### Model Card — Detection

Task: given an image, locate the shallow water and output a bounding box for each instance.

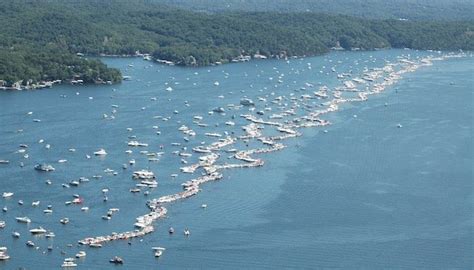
[0,50,472,269]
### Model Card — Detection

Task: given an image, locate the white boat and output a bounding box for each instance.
[128,141,149,147]
[26,241,35,247]
[75,251,87,258]
[12,231,20,238]
[0,252,10,260]
[152,247,165,257]
[93,149,107,156]
[45,232,56,238]
[60,218,69,224]
[2,192,13,198]
[30,227,47,234]
[32,201,40,206]
[0,221,5,228]
[132,170,155,180]
[34,163,55,172]
[89,243,102,248]
[16,216,31,223]
[62,258,77,268]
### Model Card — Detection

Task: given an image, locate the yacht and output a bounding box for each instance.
[16,216,31,223]
[30,227,47,234]
[93,149,107,156]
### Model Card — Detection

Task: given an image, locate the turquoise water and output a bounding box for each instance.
[0,50,472,269]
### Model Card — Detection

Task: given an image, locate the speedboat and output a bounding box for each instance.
[16,216,31,223]
[89,243,102,248]
[60,218,70,224]
[45,232,56,238]
[12,231,20,238]
[2,192,13,198]
[109,256,124,264]
[34,163,55,172]
[30,227,47,234]
[132,170,155,179]
[152,247,166,257]
[0,250,10,260]
[75,251,86,258]
[26,241,35,247]
[93,149,107,156]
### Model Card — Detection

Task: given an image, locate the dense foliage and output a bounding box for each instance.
[157,0,474,21]
[0,0,473,86]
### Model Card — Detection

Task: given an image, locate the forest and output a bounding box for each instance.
[0,0,473,87]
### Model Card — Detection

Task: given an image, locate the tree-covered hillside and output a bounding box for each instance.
[156,0,474,21]
[0,0,473,88]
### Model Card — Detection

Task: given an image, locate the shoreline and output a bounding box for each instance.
[1,48,468,91]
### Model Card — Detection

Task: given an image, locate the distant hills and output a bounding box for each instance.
[156,0,474,21]
[0,0,473,88]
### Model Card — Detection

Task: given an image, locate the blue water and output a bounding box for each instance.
[0,50,472,269]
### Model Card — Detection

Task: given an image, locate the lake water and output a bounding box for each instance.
[0,50,472,269]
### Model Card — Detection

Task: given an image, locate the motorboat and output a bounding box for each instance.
[132,170,155,180]
[0,250,10,260]
[12,231,20,238]
[2,192,13,198]
[0,221,5,228]
[89,243,102,248]
[45,232,56,238]
[128,141,148,147]
[109,256,124,264]
[152,247,166,257]
[30,227,47,234]
[26,241,35,247]
[75,251,87,258]
[34,163,55,172]
[60,218,69,224]
[93,149,107,156]
[61,258,77,268]
[16,216,31,223]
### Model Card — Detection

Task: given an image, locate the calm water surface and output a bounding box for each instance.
[0,50,472,269]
